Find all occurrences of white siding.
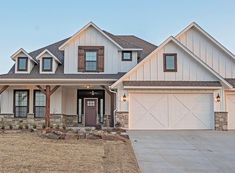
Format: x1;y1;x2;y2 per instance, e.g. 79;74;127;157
177;27;235;78
127;41;218;82
14;53;35;74
0;86;62;115
38;52;58;74
64;26;138;74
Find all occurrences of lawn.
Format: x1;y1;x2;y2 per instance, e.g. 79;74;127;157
0;131;140;173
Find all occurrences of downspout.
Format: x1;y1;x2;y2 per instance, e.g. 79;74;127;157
109;86;117;127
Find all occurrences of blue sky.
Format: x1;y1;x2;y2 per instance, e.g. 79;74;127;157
0;0;235;74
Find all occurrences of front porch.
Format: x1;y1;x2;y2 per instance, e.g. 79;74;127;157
0;84;116;129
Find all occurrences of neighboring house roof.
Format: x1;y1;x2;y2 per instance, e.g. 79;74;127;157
111;36;233;89
176;22;235;59
123;81;222;87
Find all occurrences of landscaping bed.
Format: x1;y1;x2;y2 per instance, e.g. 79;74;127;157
0;129;140;173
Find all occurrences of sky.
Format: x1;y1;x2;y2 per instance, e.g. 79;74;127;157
0;0;235;74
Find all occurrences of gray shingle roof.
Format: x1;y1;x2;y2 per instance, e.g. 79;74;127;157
225;79;235;88
29;37;70;62
0;65;125;79
1;28;157;80
123;81;222;87
103;31;157;61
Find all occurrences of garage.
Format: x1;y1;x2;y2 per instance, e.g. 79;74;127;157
129;93;214;130
226;94;235;129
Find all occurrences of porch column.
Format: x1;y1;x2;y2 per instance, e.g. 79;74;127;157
36;85;60;128
110;92;115;127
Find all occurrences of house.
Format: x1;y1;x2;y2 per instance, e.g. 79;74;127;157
0;22;234;130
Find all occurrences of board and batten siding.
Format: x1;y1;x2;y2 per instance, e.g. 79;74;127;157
177;27;235;78
64;26;138;74
125;41;218;82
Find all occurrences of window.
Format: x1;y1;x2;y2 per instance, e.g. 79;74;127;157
85;51;97;71
17;57;28;71
42;57;53;71
34;91;46;118
163;53;177;72
14;90;29;118
122;51;132;61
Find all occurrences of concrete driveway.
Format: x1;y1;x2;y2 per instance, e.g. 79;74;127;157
128;130;235;173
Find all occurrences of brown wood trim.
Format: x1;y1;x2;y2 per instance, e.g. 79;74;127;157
42;57;53;72
36;85;46;94
122;51;132;61
13;89;29;118
50;85;60;96
163;53;177;72
17;57;28;71
0;85;9;94
78;46;104;72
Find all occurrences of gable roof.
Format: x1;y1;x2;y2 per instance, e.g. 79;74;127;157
11;48;38;64
103;31;157;60
176;22;235;59
35;49;62;64
111;36;233;89
59;22;130;50
29;38;70;63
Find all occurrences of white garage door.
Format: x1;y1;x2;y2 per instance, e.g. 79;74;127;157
226;94;235;129
129;93;214;130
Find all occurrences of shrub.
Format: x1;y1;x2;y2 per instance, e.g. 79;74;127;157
18;124;23;130
24;124;29;129
9;124;13;130
42;123;46;129
50;124;53;129
62;125;66;130
1;125;5;130
32;124;37;129
56;124;60;130
115;122;121;128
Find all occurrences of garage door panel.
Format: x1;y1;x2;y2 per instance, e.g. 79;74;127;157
129;94;168;129
129;93;214;130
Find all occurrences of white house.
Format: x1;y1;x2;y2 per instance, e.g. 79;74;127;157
0;22;234;130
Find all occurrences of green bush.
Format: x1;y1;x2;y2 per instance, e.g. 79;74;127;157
32;124;37;129
42;123;46;129
18;124;23;130
56;124;60;130
25;124;29;129
9;124;13;130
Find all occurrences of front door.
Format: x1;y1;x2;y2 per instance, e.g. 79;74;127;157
85;98;97;126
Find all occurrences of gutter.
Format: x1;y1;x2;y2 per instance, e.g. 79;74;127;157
109;86;117;128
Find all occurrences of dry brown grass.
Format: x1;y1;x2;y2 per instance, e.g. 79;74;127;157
0;131;140;173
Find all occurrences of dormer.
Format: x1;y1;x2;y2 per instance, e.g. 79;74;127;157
11;48;37;73
35;49;62;74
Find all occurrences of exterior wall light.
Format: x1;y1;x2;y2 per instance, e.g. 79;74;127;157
122;94;127;102
216;94;220;102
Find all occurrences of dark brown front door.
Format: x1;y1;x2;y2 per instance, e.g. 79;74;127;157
85;98;97;126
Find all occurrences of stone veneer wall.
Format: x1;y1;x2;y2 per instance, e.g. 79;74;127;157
215;112;228;131
115;112;129;128
0;114;78;129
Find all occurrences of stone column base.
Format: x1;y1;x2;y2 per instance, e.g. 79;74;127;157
215;112;228;131
115;112;129;128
